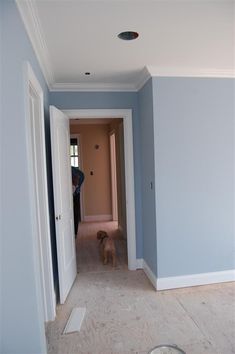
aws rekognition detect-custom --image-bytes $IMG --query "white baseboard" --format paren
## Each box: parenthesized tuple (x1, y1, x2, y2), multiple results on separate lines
(157, 269, 235, 290)
(143, 260, 157, 290)
(136, 258, 143, 269)
(136, 259, 235, 291)
(84, 214, 112, 222)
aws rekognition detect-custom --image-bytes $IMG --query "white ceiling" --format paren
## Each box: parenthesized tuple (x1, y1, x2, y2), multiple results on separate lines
(17, 0, 235, 91)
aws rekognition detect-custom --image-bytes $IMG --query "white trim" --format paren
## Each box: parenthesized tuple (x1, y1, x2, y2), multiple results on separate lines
(143, 260, 157, 290)
(64, 109, 137, 271)
(50, 82, 137, 92)
(24, 62, 56, 322)
(16, 0, 54, 88)
(157, 270, 235, 291)
(109, 132, 118, 221)
(135, 260, 235, 291)
(146, 65, 235, 79)
(135, 66, 152, 91)
(70, 133, 84, 221)
(136, 258, 143, 269)
(84, 215, 112, 222)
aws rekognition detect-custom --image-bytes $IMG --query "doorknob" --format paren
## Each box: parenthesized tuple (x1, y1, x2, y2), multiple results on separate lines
(56, 215, 62, 221)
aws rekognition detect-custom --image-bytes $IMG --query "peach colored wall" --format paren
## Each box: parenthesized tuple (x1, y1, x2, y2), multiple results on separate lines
(70, 124, 112, 217)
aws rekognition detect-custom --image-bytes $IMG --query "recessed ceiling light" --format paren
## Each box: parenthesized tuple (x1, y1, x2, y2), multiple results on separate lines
(118, 31, 139, 41)
(85, 72, 91, 75)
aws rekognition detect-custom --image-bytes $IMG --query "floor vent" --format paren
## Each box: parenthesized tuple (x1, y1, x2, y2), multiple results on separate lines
(63, 307, 86, 334)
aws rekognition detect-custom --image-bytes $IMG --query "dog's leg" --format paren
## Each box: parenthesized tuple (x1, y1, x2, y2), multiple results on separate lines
(112, 250, 116, 267)
(103, 249, 108, 265)
(99, 246, 104, 262)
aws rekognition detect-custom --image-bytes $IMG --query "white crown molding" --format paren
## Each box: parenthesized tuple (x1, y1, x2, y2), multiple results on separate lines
(134, 66, 152, 91)
(50, 82, 138, 92)
(16, 0, 54, 89)
(146, 65, 235, 78)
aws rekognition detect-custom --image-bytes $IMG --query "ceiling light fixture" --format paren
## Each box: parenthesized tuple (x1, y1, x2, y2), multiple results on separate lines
(118, 31, 139, 41)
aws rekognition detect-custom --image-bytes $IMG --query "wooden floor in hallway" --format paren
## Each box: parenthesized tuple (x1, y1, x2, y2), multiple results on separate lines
(46, 222, 235, 354)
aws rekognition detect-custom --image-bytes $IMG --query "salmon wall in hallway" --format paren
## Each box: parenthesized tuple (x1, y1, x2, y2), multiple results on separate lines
(70, 124, 112, 219)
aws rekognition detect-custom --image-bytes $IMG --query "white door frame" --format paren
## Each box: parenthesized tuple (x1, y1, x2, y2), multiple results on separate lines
(64, 109, 137, 270)
(24, 62, 56, 322)
(109, 131, 118, 221)
(70, 133, 84, 222)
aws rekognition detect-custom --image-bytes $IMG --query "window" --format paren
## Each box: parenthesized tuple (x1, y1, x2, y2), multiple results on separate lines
(70, 137, 80, 167)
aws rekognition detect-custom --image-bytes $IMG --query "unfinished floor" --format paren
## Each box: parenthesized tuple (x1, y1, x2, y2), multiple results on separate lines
(46, 222, 235, 354)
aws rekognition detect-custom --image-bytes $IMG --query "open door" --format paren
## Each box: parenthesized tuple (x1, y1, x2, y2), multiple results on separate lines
(50, 106, 77, 304)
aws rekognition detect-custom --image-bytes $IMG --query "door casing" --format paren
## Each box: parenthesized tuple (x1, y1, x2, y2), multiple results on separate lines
(24, 62, 56, 322)
(64, 109, 137, 270)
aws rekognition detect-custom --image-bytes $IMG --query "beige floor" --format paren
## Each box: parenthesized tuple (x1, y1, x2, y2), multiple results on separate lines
(46, 222, 235, 354)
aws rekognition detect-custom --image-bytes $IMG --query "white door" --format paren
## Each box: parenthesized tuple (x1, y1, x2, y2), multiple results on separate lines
(50, 106, 77, 304)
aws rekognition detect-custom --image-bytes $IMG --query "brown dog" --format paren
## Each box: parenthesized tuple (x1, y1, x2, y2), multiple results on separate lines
(97, 230, 116, 267)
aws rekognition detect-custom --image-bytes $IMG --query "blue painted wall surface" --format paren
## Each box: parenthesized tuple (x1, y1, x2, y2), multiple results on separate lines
(0, 1, 3, 350)
(138, 79, 158, 275)
(50, 91, 143, 258)
(1, 1, 49, 352)
(152, 77, 235, 277)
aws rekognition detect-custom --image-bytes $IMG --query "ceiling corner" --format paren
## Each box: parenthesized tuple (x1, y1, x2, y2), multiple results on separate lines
(135, 66, 152, 91)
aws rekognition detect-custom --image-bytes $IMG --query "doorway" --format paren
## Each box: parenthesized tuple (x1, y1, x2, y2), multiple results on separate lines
(49, 107, 136, 308)
(69, 118, 128, 272)
(64, 109, 136, 272)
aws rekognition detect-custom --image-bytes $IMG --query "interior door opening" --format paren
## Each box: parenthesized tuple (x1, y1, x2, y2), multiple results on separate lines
(69, 117, 128, 273)
(49, 108, 136, 307)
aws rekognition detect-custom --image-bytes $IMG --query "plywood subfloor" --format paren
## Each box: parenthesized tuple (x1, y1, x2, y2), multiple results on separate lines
(46, 269, 235, 354)
(76, 221, 128, 273)
(46, 222, 235, 353)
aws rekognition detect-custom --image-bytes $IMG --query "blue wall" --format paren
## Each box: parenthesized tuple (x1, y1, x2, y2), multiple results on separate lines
(153, 77, 235, 277)
(50, 91, 143, 258)
(1, 1, 49, 352)
(0, 2, 3, 350)
(138, 79, 158, 275)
